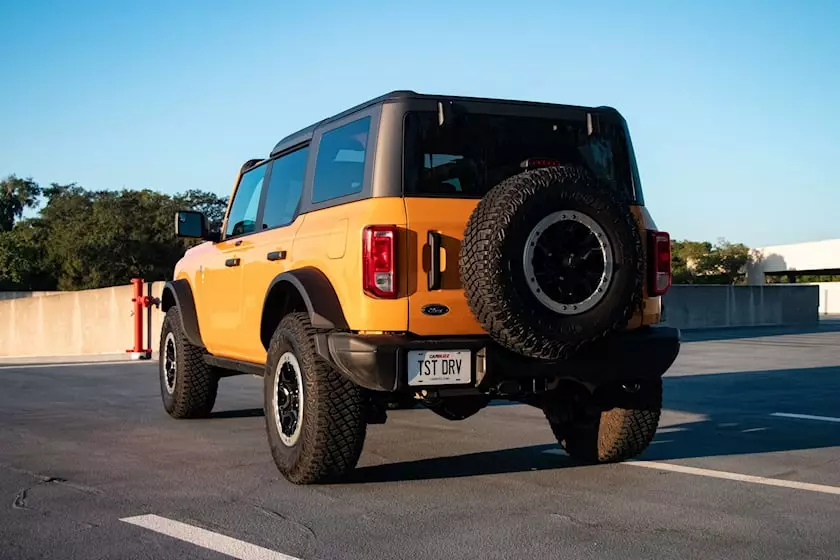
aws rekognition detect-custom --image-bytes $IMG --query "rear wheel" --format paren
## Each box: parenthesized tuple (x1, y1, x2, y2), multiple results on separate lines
(158, 306, 218, 419)
(263, 313, 367, 484)
(545, 379, 661, 463)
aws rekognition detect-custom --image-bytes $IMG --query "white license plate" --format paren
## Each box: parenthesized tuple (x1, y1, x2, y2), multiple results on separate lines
(407, 350, 472, 386)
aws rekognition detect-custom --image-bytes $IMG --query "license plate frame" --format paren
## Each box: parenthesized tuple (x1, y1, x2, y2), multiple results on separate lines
(406, 349, 472, 386)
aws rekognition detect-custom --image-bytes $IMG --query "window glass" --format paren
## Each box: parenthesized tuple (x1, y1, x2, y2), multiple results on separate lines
(262, 147, 309, 230)
(312, 117, 371, 203)
(225, 164, 266, 237)
(403, 111, 635, 200)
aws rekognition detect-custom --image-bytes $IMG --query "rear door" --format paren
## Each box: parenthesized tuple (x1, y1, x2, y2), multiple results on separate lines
(237, 144, 310, 363)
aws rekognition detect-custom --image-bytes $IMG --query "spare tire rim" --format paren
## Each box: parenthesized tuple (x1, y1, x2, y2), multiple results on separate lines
(163, 332, 177, 394)
(522, 210, 613, 315)
(274, 351, 304, 446)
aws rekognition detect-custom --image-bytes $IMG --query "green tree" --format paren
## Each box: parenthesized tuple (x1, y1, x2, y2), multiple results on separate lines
(0, 178, 230, 291)
(0, 221, 54, 290)
(670, 238, 752, 284)
(0, 175, 41, 232)
(707, 239, 751, 284)
(175, 189, 229, 233)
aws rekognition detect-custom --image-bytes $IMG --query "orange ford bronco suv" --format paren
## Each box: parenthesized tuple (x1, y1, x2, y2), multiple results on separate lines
(160, 91, 680, 484)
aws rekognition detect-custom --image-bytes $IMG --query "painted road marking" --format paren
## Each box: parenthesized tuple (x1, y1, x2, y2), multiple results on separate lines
(120, 514, 301, 560)
(0, 361, 151, 370)
(771, 412, 840, 424)
(626, 461, 840, 496)
(543, 449, 840, 496)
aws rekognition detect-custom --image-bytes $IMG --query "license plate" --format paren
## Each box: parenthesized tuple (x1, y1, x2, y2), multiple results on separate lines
(407, 350, 472, 386)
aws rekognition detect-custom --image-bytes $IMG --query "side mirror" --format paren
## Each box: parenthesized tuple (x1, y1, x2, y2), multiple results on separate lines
(175, 210, 219, 242)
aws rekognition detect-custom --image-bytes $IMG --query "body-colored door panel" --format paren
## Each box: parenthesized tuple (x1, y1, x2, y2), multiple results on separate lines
(237, 217, 305, 363)
(403, 197, 484, 336)
(195, 239, 246, 357)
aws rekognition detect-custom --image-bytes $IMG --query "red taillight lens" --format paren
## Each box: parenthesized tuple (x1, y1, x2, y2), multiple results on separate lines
(362, 225, 397, 299)
(649, 230, 672, 296)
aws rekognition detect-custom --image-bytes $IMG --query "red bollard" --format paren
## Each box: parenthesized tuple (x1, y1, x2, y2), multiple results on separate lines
(127, 278, 161, 360)
(127, 278, 147, 359)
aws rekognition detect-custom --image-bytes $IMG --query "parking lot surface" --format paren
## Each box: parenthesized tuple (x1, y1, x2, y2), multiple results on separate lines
(2, 323, 839, 560)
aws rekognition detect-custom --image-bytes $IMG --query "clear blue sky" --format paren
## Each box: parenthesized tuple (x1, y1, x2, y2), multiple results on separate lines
(1, 0, 838, 248)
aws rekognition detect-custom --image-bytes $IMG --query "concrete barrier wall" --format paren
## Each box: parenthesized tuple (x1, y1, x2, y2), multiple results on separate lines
(804, 282, 840, 315)
(0, 291, 59, 301)
(0, 282, 822, 359)
(662, 285, 820, 329)
(0, 282, 164, 359)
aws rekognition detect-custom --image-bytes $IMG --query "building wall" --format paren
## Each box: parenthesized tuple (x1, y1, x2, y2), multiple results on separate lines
(748, 238, 840, 284)
(804, 282, 840, 315)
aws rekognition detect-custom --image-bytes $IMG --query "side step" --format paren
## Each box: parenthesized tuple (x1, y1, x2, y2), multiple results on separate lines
(204, 355, 265, 377)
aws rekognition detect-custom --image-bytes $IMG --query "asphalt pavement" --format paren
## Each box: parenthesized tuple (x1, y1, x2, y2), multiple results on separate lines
(2, 323, 840, 560)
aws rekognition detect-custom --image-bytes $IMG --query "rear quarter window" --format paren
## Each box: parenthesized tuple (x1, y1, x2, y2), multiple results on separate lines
(312, 117, 371, 204)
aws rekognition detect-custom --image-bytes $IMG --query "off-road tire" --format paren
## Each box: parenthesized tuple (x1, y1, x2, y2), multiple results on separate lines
(460, 166, 644, 360)
(159, 306, 218, 419)
(547, 379, 662, 463)
(263, 313, 367, 485)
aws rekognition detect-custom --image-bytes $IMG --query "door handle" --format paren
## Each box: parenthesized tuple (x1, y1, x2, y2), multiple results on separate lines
(267, 250, 287, 261)
(225, 258, 240, 267)
(428, 230, 442, 290)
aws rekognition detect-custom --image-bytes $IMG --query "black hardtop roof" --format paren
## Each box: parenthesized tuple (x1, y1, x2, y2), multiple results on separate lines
(270, 90, 620, 156)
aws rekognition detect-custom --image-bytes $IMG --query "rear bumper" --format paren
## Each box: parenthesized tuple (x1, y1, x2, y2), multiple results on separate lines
(317, 325, 681, 393)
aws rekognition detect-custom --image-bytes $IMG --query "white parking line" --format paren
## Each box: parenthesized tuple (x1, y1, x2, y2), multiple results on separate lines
(626, 461, 840, 496)
(120, 514, 301, 560)
(0, 361, 150, 370)
(771, 412, 840, 424)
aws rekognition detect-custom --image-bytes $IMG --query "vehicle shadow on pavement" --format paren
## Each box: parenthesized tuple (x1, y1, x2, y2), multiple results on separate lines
(350, 443, 578, 483)
(352, 364, 840, 482)
(641, 364, 840, 461)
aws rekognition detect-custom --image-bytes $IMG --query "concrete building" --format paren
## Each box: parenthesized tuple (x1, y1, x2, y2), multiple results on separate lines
(747, 237, 840, 315)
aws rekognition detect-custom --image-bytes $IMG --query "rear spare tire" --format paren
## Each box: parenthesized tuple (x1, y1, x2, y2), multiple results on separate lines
(460, 166, 644, 360)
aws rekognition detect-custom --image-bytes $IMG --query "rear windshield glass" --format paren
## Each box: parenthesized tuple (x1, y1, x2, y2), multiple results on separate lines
(403, 110, 637, 200)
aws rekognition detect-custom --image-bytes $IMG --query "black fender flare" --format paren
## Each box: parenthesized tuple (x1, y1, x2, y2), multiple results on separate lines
(260, 268, 348, 347)
(161, 279, 205, 348)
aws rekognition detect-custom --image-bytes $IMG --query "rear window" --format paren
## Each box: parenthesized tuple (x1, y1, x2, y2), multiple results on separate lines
(403, 110, 637, 200)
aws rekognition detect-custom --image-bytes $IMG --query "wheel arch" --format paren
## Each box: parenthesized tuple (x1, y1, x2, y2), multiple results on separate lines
(161, 279, 205, 348)
(260, 267, 348, 350)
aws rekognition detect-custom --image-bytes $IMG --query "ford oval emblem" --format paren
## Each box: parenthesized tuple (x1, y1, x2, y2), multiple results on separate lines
(421, 304, 450, 316)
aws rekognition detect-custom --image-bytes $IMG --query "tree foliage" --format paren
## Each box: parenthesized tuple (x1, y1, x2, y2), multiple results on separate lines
(671, 237, 752, 284)
(0, 177, 228, 291)
(0, 175, 41, 232)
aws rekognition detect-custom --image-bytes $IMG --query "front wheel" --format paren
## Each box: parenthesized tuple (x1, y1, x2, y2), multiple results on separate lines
(263, 313, 367, 484)
(158, 307, 218, 419)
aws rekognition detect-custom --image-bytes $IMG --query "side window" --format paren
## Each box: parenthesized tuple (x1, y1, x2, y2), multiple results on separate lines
(312, 116, 371, 203)
(262, 147, 309, 230)
(225, 164, 266, 238)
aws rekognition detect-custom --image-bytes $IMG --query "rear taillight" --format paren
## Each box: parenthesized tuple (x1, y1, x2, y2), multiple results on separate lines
(362, 225, 397, 299)
(649, 230, 672, 296)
